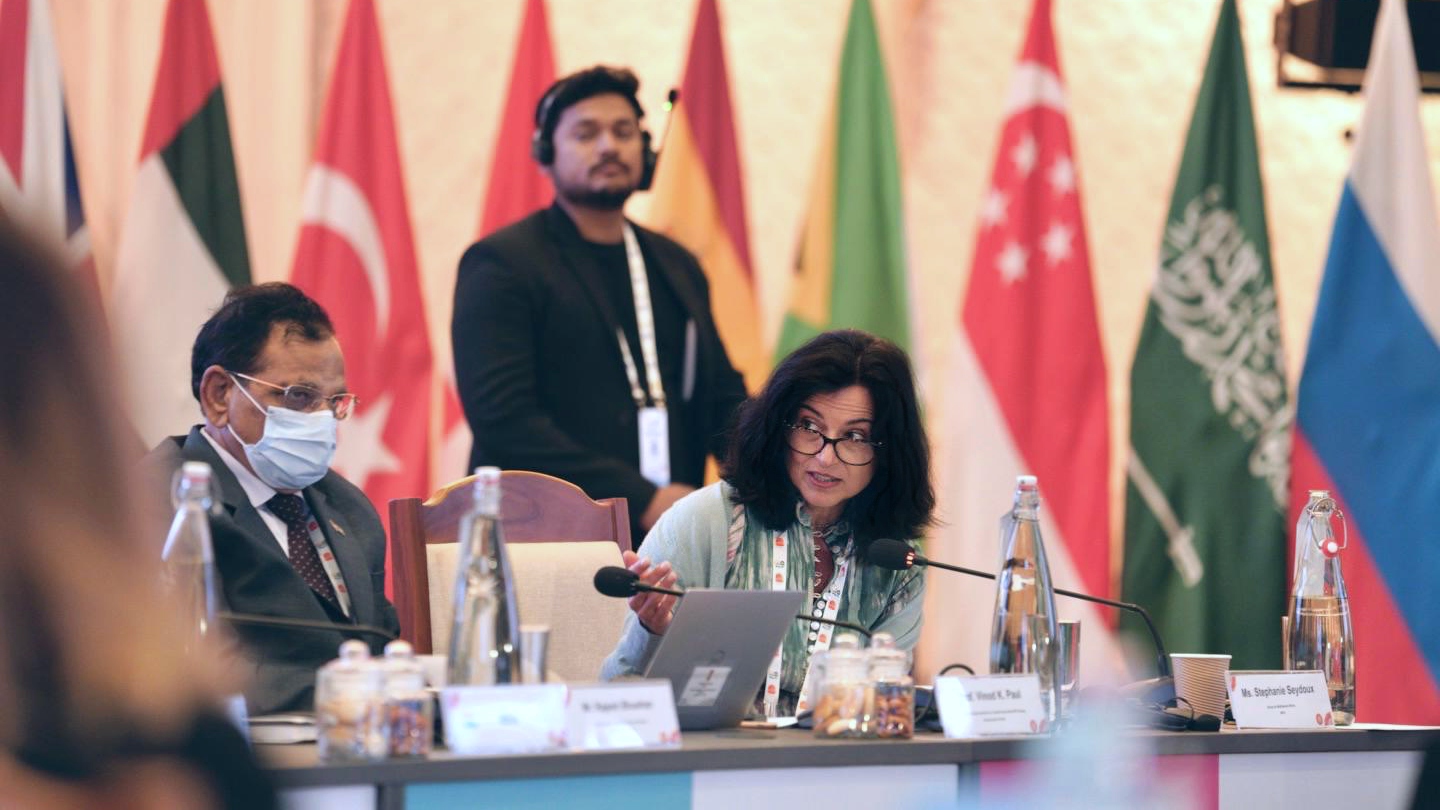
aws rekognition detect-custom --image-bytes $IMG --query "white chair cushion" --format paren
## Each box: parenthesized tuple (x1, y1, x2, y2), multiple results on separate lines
(427, 541, 630, 683)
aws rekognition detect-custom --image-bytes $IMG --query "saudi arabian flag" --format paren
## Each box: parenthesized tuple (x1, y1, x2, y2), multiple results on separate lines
(110, 0, 250, 445)
(1122, 0, 1290, 670)
(775, 0, 910, 359)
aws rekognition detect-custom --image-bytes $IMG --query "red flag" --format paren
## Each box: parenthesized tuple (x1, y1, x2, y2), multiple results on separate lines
(437, 0, 557, 484)
(919, 0, 1121, 680)
(478, 0, 555, 238)
(290, 0, 431, 594)
(0, 0, 102, 322)
(641, 0, 763, 390)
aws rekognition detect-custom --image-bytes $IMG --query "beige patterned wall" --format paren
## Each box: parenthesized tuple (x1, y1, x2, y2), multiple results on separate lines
(49, 0, 1440, 567)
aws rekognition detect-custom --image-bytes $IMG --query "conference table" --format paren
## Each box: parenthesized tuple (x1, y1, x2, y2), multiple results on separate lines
(263, 723, 1438, 809)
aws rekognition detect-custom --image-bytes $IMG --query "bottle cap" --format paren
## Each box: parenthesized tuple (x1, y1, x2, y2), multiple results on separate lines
(472, 466, 502, 512)
(172, 461, 214, 507)
(338, 639, 370, 662)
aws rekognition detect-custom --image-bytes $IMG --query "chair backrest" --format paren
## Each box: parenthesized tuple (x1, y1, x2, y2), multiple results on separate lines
(390, 470, 632, 655)
(426, 541, 630, 682)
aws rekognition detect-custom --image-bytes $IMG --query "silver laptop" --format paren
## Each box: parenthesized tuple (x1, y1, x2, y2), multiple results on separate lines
(643, 588, 807, 730)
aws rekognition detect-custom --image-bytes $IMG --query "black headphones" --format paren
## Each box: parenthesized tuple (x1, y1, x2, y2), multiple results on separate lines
(530, 71, 659, 191)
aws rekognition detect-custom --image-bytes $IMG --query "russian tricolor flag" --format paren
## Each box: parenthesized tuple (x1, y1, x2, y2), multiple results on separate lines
(1294, 0, 1440, 723)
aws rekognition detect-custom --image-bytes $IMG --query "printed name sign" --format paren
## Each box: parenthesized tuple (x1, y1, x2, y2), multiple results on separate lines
(934, 673, 1048, 738)
(1226, 670, 1335, 729)
(441, 684, 569, 754)
(566, 680, 681, 751)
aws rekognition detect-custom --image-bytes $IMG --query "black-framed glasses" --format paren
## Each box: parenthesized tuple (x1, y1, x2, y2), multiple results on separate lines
(785, 422, 881, 466)
(228, 371, 358, 420)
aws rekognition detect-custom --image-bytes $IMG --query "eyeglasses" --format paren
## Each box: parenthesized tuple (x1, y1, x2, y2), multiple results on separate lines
(785, 422, 881, 466)
(229, 371, 358, 420)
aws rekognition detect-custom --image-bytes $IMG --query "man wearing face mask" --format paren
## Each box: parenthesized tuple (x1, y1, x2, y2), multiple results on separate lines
(144, 282, 399, 715)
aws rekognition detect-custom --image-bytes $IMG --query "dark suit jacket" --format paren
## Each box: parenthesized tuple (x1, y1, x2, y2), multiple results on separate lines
(452, 204, 747, 539)
(143, 427, 400, 715)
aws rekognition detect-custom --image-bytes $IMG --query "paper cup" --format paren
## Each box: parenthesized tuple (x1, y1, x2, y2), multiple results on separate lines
(1170, 653, 1231, 719)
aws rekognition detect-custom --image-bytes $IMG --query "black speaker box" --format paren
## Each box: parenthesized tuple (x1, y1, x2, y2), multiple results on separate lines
(1276, 0, 1440, 91)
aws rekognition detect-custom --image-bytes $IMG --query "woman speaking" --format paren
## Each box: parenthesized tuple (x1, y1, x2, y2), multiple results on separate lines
(602, 329, 934, 716)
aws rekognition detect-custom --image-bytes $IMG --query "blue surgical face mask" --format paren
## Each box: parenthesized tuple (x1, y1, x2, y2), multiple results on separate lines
(229, 379, 338, 491)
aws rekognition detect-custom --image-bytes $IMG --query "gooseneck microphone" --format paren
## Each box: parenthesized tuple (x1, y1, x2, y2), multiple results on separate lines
(218, 611, 397, 643)
(592, 566, 872, 638)
(594, 565, 684, 598)
(868, 539, 1172, 680)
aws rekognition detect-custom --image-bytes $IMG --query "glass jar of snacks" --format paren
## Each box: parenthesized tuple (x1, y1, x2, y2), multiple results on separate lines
(381, 640, 434, 758)
(315, 640, 388, 763)
(810, 632, 871, 738)
(867, 632, 914, 739)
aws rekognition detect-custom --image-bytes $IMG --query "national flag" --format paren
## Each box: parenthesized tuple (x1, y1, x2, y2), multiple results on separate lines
(290, 0, 432, 583)
(641, 0, 764, 391)
(109, 0, 251, 445)
(774, 0, 910, 358)
(438, 0, 557, 485)
(476, 0, 555, 238)
(0, 0, 98, 304)
(1293, 0, 1440, 722)
(918, 0, 1122, 682)
(1122, 0, 1290, 671)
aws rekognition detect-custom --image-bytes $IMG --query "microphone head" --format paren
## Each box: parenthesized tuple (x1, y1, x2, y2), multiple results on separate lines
(593, 566, 640, 598)
(869, 539, 917, 571)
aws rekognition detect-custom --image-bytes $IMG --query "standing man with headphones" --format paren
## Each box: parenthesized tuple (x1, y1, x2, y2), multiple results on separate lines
(452, 65, 747, 545)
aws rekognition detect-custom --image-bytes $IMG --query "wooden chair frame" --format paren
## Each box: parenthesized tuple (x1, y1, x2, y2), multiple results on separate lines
(389, 470, 631, 653)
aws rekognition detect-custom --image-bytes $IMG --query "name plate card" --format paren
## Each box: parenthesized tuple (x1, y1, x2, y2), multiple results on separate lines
(566, 680, 681, 751)
(935, 673, 1047, 738)
(441, 684, 569, 755)
(1226, 670, 1336, 729)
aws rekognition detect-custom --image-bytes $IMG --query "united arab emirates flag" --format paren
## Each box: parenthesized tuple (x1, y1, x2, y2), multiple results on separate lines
(1122, 0, 1290, 670)
(110, 0, 250, 445)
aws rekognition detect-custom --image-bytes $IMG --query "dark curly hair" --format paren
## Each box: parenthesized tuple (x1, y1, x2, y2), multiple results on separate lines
(533, 65, 645, 147)
(722, 330, 934, 551)
(189, 282, 334, 401)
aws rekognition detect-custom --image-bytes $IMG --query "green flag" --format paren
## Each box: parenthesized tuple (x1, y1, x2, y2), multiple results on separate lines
(1122, 0, 1290, 670)
(775, 0, 909, 359)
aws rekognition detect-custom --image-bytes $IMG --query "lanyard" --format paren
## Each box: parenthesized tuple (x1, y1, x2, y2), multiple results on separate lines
(615, 224, 666, 410)
(289, 507, 352, 617)
(762, 531, 850, 718)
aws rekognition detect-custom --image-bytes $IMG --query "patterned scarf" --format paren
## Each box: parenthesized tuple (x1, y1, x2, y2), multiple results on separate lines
(720, 485, 922, 716)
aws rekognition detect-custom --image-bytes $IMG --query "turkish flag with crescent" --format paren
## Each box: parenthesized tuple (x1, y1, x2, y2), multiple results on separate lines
(290, 0, 431, 595)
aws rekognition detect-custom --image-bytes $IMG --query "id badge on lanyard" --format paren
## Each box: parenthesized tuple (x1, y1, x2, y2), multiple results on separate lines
(618, 224, 670, 487)
(762, 532, 850, 718)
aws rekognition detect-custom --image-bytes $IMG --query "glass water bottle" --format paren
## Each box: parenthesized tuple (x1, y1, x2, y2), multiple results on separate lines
(990, 475, 1060, 725)
(162, 461, 219, 652)
(1286, 490, 1355, 725)
(447, 466, 522, 685)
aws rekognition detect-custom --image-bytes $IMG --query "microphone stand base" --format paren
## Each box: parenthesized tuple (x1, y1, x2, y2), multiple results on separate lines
(1117, 675, 1176, 705)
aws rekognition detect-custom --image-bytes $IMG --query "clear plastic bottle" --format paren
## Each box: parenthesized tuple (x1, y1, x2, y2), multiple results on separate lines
(381, 640, 433, 758)
(447, 466, 522, 686)
(867, 632, 914, 739)
(810, 633, 870, 738)
(1286, 490, 1355, 725)
(316, 640, 388, 762)
(990, 475, 1059, 726)
(162, 461, 219, 653)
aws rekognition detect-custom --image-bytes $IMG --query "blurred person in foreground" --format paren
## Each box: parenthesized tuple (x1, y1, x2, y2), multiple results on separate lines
(143, 283, 399, 715)
(602, 330, 934, 715)
(0, 222, 275, 809)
